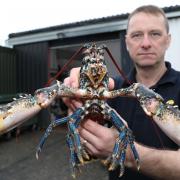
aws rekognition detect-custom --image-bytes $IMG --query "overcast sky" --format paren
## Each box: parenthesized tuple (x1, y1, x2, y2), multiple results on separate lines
(1, 0, 180, 46)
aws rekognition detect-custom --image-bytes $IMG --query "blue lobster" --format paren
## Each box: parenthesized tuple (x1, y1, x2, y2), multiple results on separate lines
(35, 44, 140, 177)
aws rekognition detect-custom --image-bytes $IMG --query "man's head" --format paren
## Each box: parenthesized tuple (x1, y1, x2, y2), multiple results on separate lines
(127, 5, 169, 33)
(125, 5, 171, 68)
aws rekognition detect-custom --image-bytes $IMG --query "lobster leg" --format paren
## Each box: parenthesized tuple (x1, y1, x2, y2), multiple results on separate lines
(66, 134, 81, 178)
(36, 116, 69, 159)
(104, 107, 140, 177)
(67, 108, 90, 164)
(36, 107, 89, 175)
(36, 108, 84, 158)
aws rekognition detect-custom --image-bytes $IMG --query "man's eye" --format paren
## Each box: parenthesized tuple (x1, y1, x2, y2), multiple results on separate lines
(150, 32, 161, 38)
(131, 33, 143, 39)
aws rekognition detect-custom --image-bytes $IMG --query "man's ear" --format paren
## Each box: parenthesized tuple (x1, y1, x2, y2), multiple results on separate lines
(125, 35, 129, 51)
(166, 34, 171, 49)
(126, 45, 129, 51)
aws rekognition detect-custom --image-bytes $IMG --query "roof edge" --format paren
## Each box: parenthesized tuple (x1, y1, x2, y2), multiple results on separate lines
(7, 5, 180, 46)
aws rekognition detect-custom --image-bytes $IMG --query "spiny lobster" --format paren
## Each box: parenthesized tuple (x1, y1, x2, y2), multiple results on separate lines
(0, 43, 180, 178)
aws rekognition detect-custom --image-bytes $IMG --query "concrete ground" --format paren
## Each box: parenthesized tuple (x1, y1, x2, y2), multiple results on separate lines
(0, 127, 108, 180)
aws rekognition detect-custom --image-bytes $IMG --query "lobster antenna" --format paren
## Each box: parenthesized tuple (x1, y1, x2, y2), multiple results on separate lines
(45, 46, 85, 87)
(104, 46, 131, 85)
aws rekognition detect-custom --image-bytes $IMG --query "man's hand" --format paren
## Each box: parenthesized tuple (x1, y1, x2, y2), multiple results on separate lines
(79, 119, 118, 158)
(63, 67, 82, 112)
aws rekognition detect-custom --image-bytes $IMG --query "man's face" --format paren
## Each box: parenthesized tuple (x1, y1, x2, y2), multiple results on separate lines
(125, 12, 171, 68)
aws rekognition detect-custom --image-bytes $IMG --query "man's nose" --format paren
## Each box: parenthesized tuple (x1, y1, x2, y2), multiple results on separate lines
(140, 34, 152, 49)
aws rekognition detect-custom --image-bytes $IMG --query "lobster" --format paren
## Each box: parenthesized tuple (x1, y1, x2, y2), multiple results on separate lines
(0, 43, 180, 178)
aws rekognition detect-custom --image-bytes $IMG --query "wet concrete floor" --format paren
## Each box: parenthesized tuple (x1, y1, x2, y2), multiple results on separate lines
(0, 127, 108, 180)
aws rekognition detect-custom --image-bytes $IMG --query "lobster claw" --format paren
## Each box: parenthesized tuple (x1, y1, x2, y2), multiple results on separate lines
(128, 83, 164, 117)
(34, 83, 59, 108)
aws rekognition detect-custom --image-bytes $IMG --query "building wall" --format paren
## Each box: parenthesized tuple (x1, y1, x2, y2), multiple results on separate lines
(14, 42, 51, 128)
(166, 17, 180, 70)
(14, 42, 49, 93)
(0, 46, 17, 94)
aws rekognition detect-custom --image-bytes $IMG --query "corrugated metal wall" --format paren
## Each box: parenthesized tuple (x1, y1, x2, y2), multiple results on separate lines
(14, 42, 51, 128)
(0, 46, 17, 94)
(14, 42, 49, 94)
(119, 31, 134, 75)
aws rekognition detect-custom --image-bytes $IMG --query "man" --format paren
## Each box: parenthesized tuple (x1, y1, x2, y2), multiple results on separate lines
(63, 5, 180, 179)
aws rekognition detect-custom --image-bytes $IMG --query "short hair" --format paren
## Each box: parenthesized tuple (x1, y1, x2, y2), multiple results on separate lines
(127, 5, 169, 33)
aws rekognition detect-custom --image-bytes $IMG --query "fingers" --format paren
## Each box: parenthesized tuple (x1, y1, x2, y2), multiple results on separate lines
(81, 119, 118, 139)
(79, 122, 102, 156)
(108, 77, 115, 90)
(80, 136, 98, 156)
(63, 97, 82, 111)
(64, 67, 80, 88)
(62, 67, 82, 111)
(67, 108, 73, 115)
(81, 120, 108, 138)
(79, 119, 118, 157)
